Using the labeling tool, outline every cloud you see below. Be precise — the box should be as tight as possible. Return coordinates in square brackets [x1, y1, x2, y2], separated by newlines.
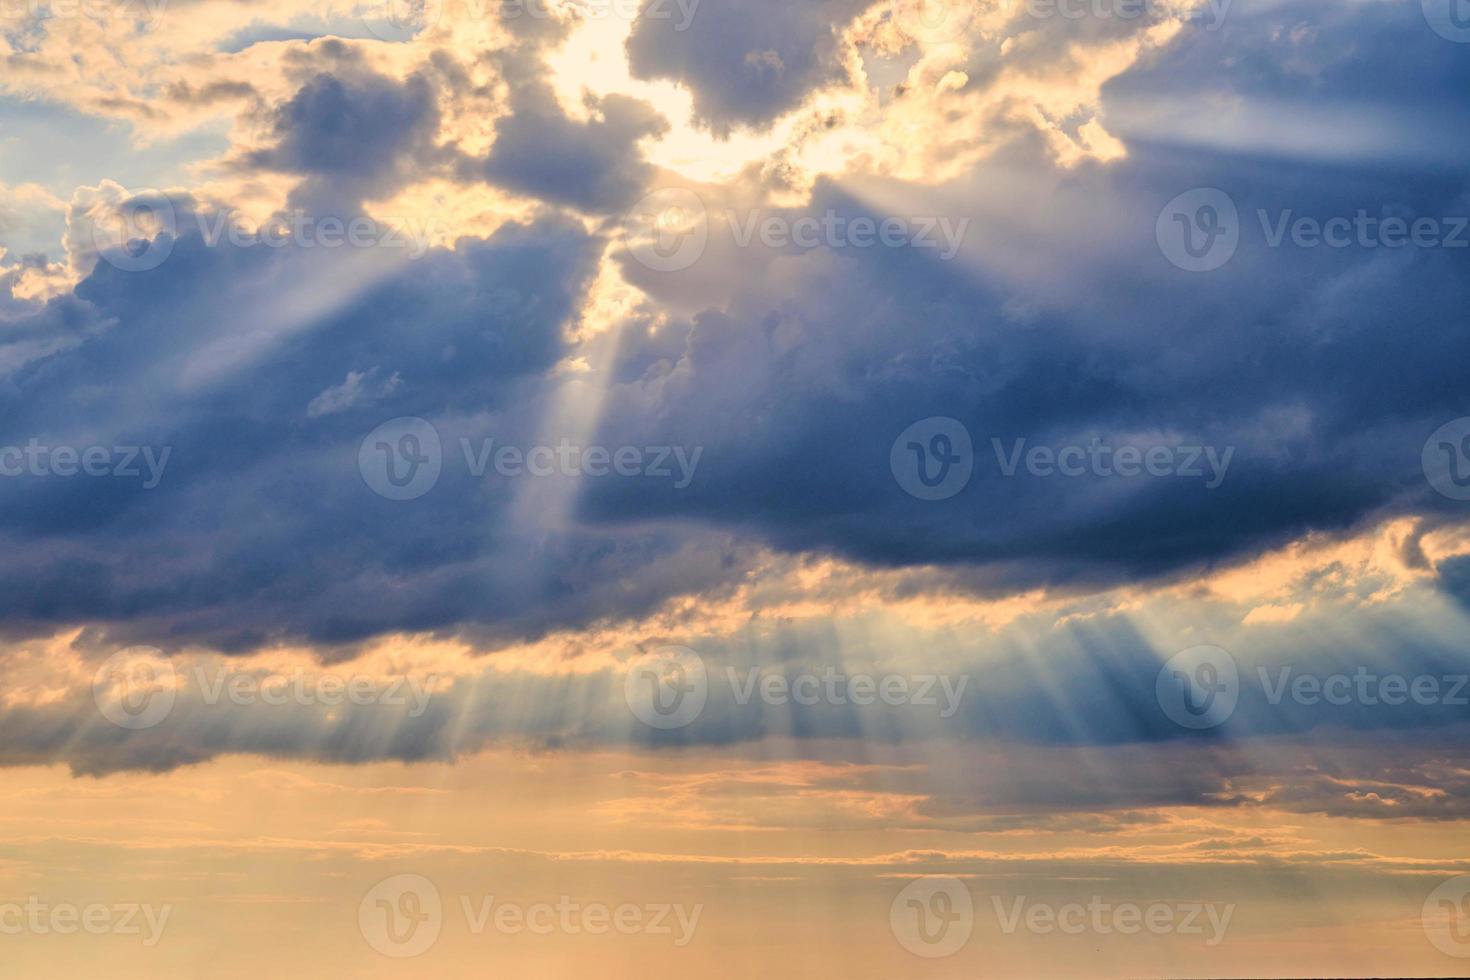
[625, 0, 877, 134]
[479, 47, 668, 213]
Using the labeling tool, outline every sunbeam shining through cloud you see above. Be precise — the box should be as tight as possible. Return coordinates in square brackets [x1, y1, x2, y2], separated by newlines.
[1, 0, 1470, 975]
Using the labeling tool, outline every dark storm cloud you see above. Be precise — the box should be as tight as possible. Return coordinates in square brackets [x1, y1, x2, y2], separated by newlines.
[625, 0, 877, 133]
[479, 48, 668, 212]
[1, 0, 1467, 657]
[11, 598, 1470, 818]
[241, 44, 447, 211]
[592, 0, 1470, 594]
[0, 201, 762, 651]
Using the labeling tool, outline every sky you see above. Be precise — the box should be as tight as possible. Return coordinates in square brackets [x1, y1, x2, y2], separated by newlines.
[2, 0, 1470, 975]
